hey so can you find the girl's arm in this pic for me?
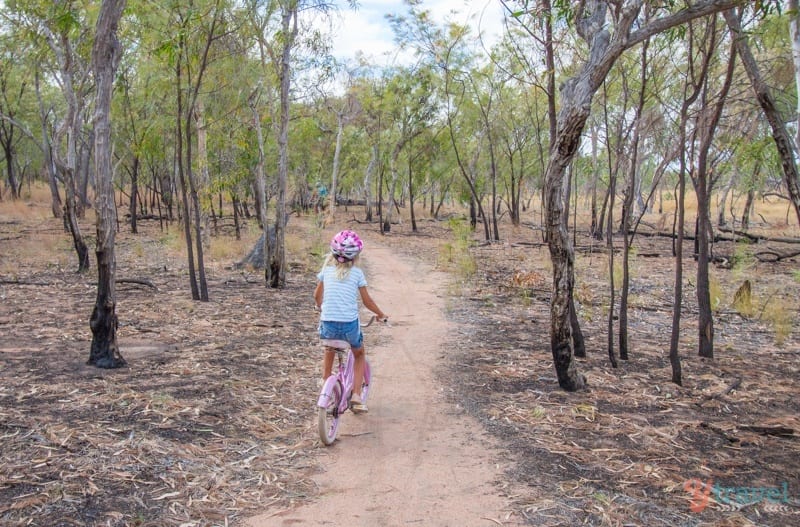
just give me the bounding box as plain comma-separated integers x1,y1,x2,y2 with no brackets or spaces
359,286,387,321
314,281,323,310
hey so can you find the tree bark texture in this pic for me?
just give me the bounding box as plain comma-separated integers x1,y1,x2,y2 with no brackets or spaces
129,156,139,234
175,54,199,300
544,1,621,391
89,0,127,369
268,3,295,289
694,18,736,359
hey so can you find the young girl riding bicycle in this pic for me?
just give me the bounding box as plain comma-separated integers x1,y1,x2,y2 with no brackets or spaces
314,230,387,413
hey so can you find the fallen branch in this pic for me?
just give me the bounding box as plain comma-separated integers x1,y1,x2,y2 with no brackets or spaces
717,226,800,244
117,278,158,291
631,229,696,241
754,249,800,262
510,241,547,248
700,422,739,443
0,279,52,286
702,378,742,401
739,425,795,438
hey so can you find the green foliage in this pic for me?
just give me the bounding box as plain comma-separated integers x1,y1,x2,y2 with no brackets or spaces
731,242,756,278
438,218,476,279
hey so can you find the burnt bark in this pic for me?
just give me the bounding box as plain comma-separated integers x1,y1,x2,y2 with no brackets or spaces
693,18,736,359
129,155,139,234
60,163,90,273
620,36,651,362
88,0,127,369
541,0,742,390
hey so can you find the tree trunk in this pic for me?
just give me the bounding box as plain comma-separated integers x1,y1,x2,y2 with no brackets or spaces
606,159,619,369
695,171,714,359
78,128,93,216
742,187,755,231
268,3,295,289
61,163,90,273
129,155,139,234
717,171,736,227
589,124,601,237
384,139,404,233
694,19,736,360
175,54,199,300
186,114,209,300
669,151,686,386
489,140,500,241
196,100,210,246
248,90,269,278
620,37,650,362
560,158,586,359
232,194,241,240
540,0,741,390
89,0,127,369
34,70,62,218
791,0,800,153
364,143,377,222
408,142,417,232
724,8,800,227
1,138,19,201
48,32,90,273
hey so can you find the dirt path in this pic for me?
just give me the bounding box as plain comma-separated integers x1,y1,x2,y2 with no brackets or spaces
246,237,518,526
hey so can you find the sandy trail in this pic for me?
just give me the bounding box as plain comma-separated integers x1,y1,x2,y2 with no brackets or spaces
246,237,516,526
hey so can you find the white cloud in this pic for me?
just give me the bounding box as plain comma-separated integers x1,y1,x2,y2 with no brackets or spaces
323,0,506,66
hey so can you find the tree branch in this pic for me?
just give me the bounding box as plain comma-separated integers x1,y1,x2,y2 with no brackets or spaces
627,0,744,50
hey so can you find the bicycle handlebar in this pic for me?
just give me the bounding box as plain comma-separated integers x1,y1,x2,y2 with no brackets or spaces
361,315,389,327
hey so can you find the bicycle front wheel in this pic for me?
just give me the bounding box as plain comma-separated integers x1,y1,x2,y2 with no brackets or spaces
317,379,343,445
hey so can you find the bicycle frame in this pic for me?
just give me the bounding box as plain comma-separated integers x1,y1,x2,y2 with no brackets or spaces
316,317,378,445
317,339,355,415
316,339,372,445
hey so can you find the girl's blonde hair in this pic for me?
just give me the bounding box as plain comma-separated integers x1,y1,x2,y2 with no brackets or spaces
321,253,359,280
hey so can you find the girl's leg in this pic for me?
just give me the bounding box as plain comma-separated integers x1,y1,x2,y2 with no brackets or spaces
351,345,366,398
323,349,335,381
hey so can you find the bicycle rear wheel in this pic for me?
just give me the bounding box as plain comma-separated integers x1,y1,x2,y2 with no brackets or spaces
317,379,343,445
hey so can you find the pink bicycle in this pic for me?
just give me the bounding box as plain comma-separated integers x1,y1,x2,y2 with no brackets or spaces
316,316,378,445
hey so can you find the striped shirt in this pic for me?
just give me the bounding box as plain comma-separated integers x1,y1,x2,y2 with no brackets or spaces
317,265,367,322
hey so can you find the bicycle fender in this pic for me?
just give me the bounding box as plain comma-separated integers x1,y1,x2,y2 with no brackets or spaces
317,377,340,408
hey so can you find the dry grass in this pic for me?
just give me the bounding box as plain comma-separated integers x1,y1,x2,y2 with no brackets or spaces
434,217,800,527
760,293,795,346
2,185,799,527
0,207,326,526
0,184,55,221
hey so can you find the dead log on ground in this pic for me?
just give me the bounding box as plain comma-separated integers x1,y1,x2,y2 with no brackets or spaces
754,249,800,262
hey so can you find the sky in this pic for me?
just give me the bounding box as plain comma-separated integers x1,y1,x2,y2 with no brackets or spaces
321,0,507,65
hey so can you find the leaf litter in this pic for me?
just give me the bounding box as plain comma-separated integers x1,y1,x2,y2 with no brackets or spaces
1,213,799,527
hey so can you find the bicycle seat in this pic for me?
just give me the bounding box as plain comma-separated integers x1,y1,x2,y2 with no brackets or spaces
320,339,350,350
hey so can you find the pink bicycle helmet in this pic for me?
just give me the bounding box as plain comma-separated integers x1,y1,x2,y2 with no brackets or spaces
330,230,363,262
